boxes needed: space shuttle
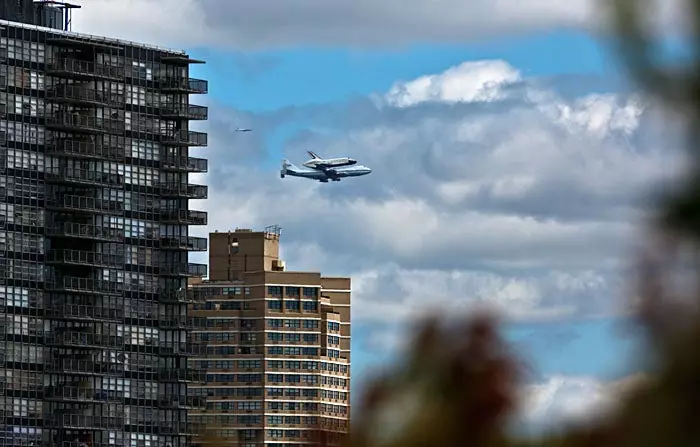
[302,151,357,170]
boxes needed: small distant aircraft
[281,159,371,183]
[235,127,252,132]
[302,150,357,170]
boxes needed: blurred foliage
[201,0,700,446]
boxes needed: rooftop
[0,17,187,55]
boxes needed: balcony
[44,277,123,294]
[45,113,126,134]
[159,262,207,277]
[45,222,125,242]
[47,443,116,447]
[47,139,126,161]
[45,303,124,321]
[44,358,124,375]
[159,395,206,409]
[45,195,124,215]
[158,316,198,329]
[44,386,123,402]
[44,414,124,430]
[45,167,124,187]
[46,249,124,268]
[158,182,208,199]
[160,129,208,146]
[44,331,125,349]
[160,104,208,120]
[160,342,206,357]
[160,77,208,94]
[46,57,125,80]
[158,289,192,304]
[160,209,207,225]
[160,155,208,172]
[158,422,204,436]
[45,85,124,107]
[160,236,207,251]
[157,368,205,382]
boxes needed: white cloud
[383,60,522,107]
[191,58,684,326]
[518,375,614,432]
[516,373,649,434]
[67,0,683,50]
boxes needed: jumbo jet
[281,159,371,183]
[302,151,357,170]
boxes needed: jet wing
[322,168,341,179]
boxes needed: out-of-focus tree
[201,0,700,446]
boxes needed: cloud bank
[70,0,683,50]
[191,59,684,328]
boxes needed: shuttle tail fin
[307,150,321,159]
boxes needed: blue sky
[74,0,682,431]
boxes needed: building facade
[0,13,209,447]
[189,228,351,446]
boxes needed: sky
[71,0,689,433]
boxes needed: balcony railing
[159,395,207,408]
[159,342,206,357]
[45,167,124,187]
[44,358,125,375]
[160,155,208,172]
[159,129,208,146]
[158,422,205,436]
[44,414,124,430]
[45,222,125,242]
[159,262,207,277]
[47,139,126,161]
[157,182,208,199]
[45,85,124,106]
[44,331,125,348]
[159,77,208,94]
[44,386,123,402]
[158,316,196,329]
[45,195,124,214]
[46,57,125,79]
[160,104,209,120]
[158,368,206,382]
[160,236,207,251]
[45,303,124,321]
[45,113,126,134]
[158,289,192,304]
[44,277,123,294]
[160,209,208,225]
[46,249,124,267]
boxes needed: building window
[267,300,282,310]
[285,300,300,311]
[302,301,318,312]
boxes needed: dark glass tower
[0,16,208,447]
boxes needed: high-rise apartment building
[0,4,209,446]
[189,228,351,446]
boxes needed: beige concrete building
[188,227,351,446]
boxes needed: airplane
[235,127,252,132]
[280,159,371,183]
[302,150,357,170]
